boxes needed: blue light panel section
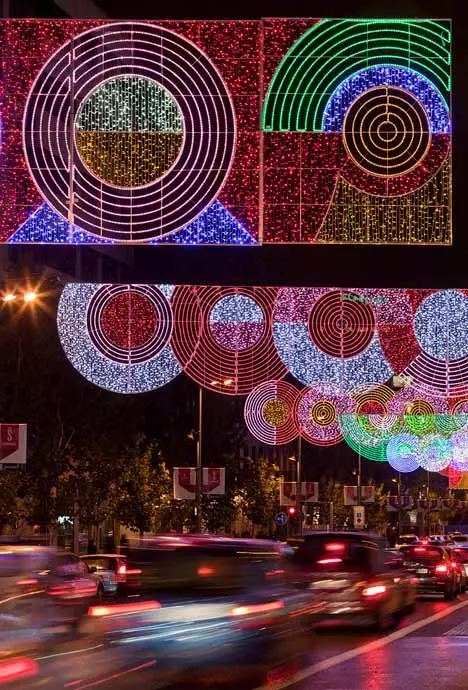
[322,66,450,134]
[9,201,257,246]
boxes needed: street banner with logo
[344,485,375,505]
[173,467,226,499]
[0,424,27,464]
[280,481,319,505]
[386,495,414,511]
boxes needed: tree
[241,456,280,535]
[117,440,171,536]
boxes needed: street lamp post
[392,474,401,537]
[296,435,302,535]
[195,386,203,533]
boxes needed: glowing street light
[2,293,16,302]
[23,291,38,303]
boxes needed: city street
[253,598,468,690]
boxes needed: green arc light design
[263,19,451,133]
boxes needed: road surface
[254,595,468,690]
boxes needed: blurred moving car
[0,545,97,654]
[81,554,128,598]
[449,532,468,544]
[286,532,416,631]
[395,534,420,548]
[82,535,321,687]
[428,535,454,545]
[446,547,468,593]
[400,544,458,599]
[451,545,468,577]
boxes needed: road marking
[254,599,468,690]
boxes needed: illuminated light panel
[342,86,431,178]
[414,291,468,361]
[23,22,236,242]
[9,201,256,246]
[76,77,184,187]
[417,434,451,471]
[263,19,451,133]
[388,385,449,434]
[57,283,181,393]
[244,380,299,445]
[294,382,355,446]
[172,286,287,395]
[309,291,375,359]
[387,433,419,472]
[450,432,468,472]
[323,66,450,134]
[209,294,265,351]
[339,414,390,462]
[272,288,392,389]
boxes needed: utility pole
[195,386,203,533]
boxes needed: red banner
[0,424,27,464]
[280,481,319,505]
[344,486,375,505]
[173,467,226,499]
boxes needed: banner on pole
[353,506,365,528]
[173,467,226,499]
[344,485,375,505]
[280,481,319,505]
[0,424,27,464]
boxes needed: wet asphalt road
[256,595,468,690]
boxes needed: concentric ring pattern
[23,22,236,242]
[244,380,299,445]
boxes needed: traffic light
[288,506,297,516]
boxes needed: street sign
[275,512,288,526]
[353,505,365,528]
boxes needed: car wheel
[373,609,396,632]
[444,585,455,601]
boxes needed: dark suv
[286,532,416,630]
[400,544,458,599]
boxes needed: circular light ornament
[387,433,419,473]
[342,85,431,178]
[76,77,184,188]
[338,414,390,462]
[244,380,299,446]
[414,291,468,361]
[23,22,236,242]
[172,286,287,395]
[450,432,468,472]
[209,295,264,351]
[388,385,449,436]
[294,382,355,447]
[452,399,468,431]
[272,288,392,390]
[417,434,451,472]
[57,283,181,394]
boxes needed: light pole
[288,435,302,534]
[195,386,203,533]
[392,474,401,537]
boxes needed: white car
[81,554,128,597]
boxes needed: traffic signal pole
[195,386,203,532]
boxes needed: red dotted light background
[102,292,157,350]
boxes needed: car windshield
[83,557,117,571]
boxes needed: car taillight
[197,566,215,577]
[451,562,458,568]
[117,564,127,576]
[325,542,346,553]
[230,600,284,617]
[126,568,142,575]
[436,564,448,574]
[317,558,342,565]
[88,601,161,617]
[16,578,39,586]
[0,658,38,684]
[414,548,426,552]
[362,585,386,597]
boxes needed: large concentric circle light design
[23,22,236,242]
[402,291,468,398]
[57,283,181,393]
[273,288,392,389]
[244,380,299,445]
[417,434,451,472]
[294,382,355,446]
[171,286,287,395]
[342,85,431,178]
[387,433,419,473]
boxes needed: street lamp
[392,474,401,537]
[2,293,16,302]
[23,291,38,303]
